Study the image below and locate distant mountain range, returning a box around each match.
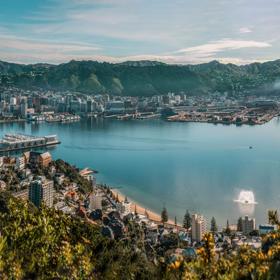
[1,59,280,96]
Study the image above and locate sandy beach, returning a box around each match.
[111,188,178,226]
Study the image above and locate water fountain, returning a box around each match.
[234,190,258,205]
[234,190,257,216]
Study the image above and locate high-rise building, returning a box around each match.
[10,97,17,106]
[191,214,207,242]
[20,99,28,118]
[238,216,255,235]
[80,101,87,113]
[29,179,54,207]
[89,194,103,211]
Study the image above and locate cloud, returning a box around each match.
[24,1,177,44]
[1,0,280,67]
[175,39,271,57]
[239,27,253,34]
[0,45,272,66]
[0,35,100,54]
[0,33,273,65]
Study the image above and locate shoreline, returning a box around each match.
[111,188,180,227]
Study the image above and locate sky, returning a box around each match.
[0,0,279,65]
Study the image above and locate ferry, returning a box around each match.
[0,134,61,152]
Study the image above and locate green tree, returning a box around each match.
[0,192,157,279]
[210,217,218,233]
[183,210,191,230]
[268,210,279,226]
[161,206,168,224]
[225,219,231,235]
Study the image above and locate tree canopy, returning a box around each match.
[183,210,191,230]
[210,217,218,232]
[1,192,280,279]
[161,206,168,224]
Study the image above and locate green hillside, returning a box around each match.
[1,59,280,96]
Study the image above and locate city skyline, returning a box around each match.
[0,0,279,65]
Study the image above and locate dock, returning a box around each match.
[0,134,61,153]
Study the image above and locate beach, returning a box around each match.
[111,188,179,226]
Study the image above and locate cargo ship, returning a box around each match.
[0,134,60,152]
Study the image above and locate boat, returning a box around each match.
[0,134,61,153]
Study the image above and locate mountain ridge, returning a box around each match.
[1,59,280,96]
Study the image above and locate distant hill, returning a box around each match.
[1,59,280,96]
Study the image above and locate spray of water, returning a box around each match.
[234,190,258,205]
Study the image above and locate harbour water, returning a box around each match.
[1,118,280,227]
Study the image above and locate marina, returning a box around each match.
[0,134,60,153]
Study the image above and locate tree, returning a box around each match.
[268,210,279,226]
[210,217,218,233]
[0,192,158,279]
[174,216,177,226]
[161,206,168,224]
[183,210,191,230]
[225,220,231,235]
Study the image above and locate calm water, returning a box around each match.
[1,118,280,227]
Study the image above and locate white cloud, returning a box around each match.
[1,0,280,66]
[0,51,272,66]
[0,35,273,65]
[0,35,100,54]
[239,27,253,34]
[176,39,271,56]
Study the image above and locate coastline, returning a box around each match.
[111,188,180,227]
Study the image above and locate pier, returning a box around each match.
[0,134,60,153]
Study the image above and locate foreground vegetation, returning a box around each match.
[1,192,280,279]
[0,192,156,280]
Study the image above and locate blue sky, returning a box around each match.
[0,0,279,65]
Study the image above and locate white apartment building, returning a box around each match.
[191,214,207,242]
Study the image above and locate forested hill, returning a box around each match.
[1,59,280,96]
